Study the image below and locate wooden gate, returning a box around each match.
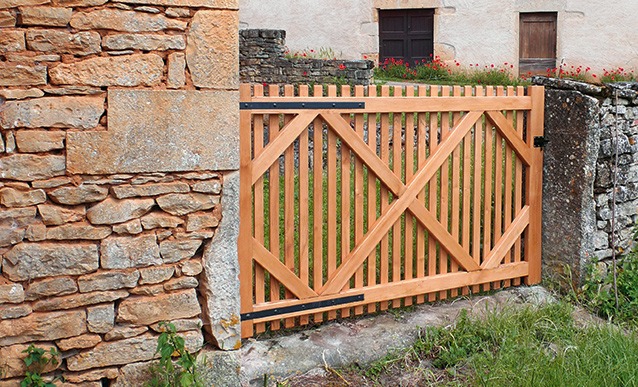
[239,84,545,338]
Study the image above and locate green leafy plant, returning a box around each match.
[146,322,203,387]
[20,345,59,387]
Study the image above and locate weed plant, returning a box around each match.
[146,322,203,387]
[20,345,59,387]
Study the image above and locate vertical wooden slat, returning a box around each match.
[472,86,484,294]
[513,86,525,286]
[404,87,415,307]
[268,84,282,331]
[492,86,505,290]
[427,85,439,302]
[252,85,266,334]
[379,85,390,311]
[283,85,296,328]
[438,85,450,300]
[503,86,514,288]
[327,84,338,320]
[340,85,352,318]
[482,86,494,291]
[312,84,324,323]
[449,86,461,297]
[416,85,428,304]
[354,85,365,316]
[366,84,378,314]
[461,86,473,296]
[298,84,310,326]
[391,85,403,309]
[239,84,255,338]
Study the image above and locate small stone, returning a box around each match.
[50,185,108,205]
[186,212,219,231]
[160,239,202,263]
[0,283,24,304]
[102,33,185,51]
[106,49,135,55]
[5,53,60,61]
[25,224,46,241]
[165,7,189,17]
[140,213,184,230]
[112,182,189,199]
[42,86,103,95]
[180,260,203,276]
[51,0,107,6]
[46,222,112,240]
[25,276,78,300]
[62,367,119,383]
[104,325,147,341]
[0,207,36,227]
[117,289,201,326]
[78,270,140,292]
[0,0,50,7]
[0,304,32,319]
[0,188,46,207]
[192,180,221,194]
[138,266,174,285]
[167,52,185,89]
[149,318,201,333]
[157,193,218,216]
[26,29,100,56]
[112,219,143,235]
[0,154,64,181]
[164,276,198,291]
[178,172,218,180]
[0,30,24,52]
[4,131,16,153]
[133,5,159,13]
[87,198,155,225]
[15,130,66,152]
[85,304,115,335]
[70,9,187,31]
[0,96,105,129]
[3,242,99,281]
[0,310,86,346]
[38,204,85,226]
[31,177,72,189]
[56,333,102,351]
[33,290,128,312]
[0,227,25,247]
[19,6,72,26]
[0,10,16,26]
[100,234,161,269]
[129,284,164,296]
[0,88,44,100]
[0,64,46,87]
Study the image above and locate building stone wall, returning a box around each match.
[239,0,638,75]
[240,29,374,86]
[0,0,241,385]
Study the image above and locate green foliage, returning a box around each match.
[284,46,341,60]
[20,345,59,387]
[146,322,203,387]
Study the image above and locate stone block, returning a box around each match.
[0,0,49,7]
[129,284,164,296]
[25,276,78,300]
[186,212,219,231]
[19,6,72,26]
[87,303,114,334]
[26,29,100,55]
[104,325,147,341]
[0,208,36,228]
[112,219,143,235]
[156,193,218,216]
[0,10,16,26]
[167,52,185,89]
[78,270,140,292]
[46,223,112,240]
[25,224,46,242]
[38,204,85,226]
[49,54,164,87]
[33,290,128,312]
[0,30,24,52]
[0,154,65,181]
[138,266,174,284]
[0,283,24,304]
[116,289,201,325]
[0,343,59,379]
[0,64,47,86]
[67,89,240,174]
[192,180,221,194]
[159,239,202,263]
[163,276,198,291]
[0,96,104,129]
[87,198,155,225]
[56,334,102,351]
[49,185,108,205]
[32,177,72,189]
[165,7,189,17]
[140,213,184,229]
[180,260,203,276]
[186,10,239,89]
[15,130,66,153]
[0,88,44,100]
[3,242,98,281]
[112,0,237,7]
[0,227,25,247]
[0,304,32,319]
[100,234,161,269]
[61,368,119,384]
[149,318,201,332]
[0,310,86,346]
[70,9,186,31]
[0,188,46,207]
[112,182,189,199]
[42,86,103,95]
[51,0,106,6]
[103,33,185,51]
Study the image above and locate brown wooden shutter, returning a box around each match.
[519,12,557,75]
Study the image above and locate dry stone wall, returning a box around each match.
[0,0,240,385]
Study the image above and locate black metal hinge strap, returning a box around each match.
[240,102,365,110]
[534,136,549,149]
[241,294,365,321]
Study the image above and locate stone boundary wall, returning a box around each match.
[536,77,638,285]
[0,1,241,386]
[239,29,375,86]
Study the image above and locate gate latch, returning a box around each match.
[534,136,549,149]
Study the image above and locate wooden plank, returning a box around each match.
[503,86,514,288]
[482,206,531,269]
[252,84,266,334]
[485,111,532,167]
[513,86,525,286]
[327,85,338,320]
[268,84,281,331]
[340,84,352,318]
[298,85,310,326]
[416,85,428,304]
[379,85,390,311]
[404,90,415,307]
[438,86,450,300]
[312,84,324,323]
[428,85,439,301]
[461,86,473,296]
[471,86,483,294]
[392,86,403,308]
[283,85,296,328]
[450,86,462,297]
[366,84,378,314]
[492,86,505,290]
[483,87,494,275]
[354,85,365,316]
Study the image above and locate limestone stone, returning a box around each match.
[104,325,147,341]
[56,334,102,351]
[31,176,72,189]
[78,270,140,292]
[160,239,202,263]
[112,0,237,9]
[26,30,100,55]
[178,172,218,180]
[15,130,65,153]
[100,234,161,269]
[49,185,108,205]
[0,154,64,181]
[70,9,186,31]
[186,10,238,89]
[3,242,98,281]
[140,213,184,229]
[25,224,46,242]
[112,219,143,235]
[0,283,24,304]
[19,6,72,26]
[192,180,221,194]
[129,284,163,296]
[25,276,78,300]
[134,5,159,13]
[0,0,49,7]
[0,88,43,101]
[103,34,185,51]
[0,343,59,379]
[186,212,219,231]
[0,64,47,86]
[49,54,164,87]
[163,276,198,291]
[0,303,32,319]
[33,290,128,312]
[4,131,16,153]
[87,303,114,333]
[0,10,16,26]
[149,318,201,333]
[5,53,60,61]
[42,86,103,95]
[180,260,203,276]
[62,368,119,383]
[38,204,85,226]
[167,52,185,89]
[0,96,104,129]
[0,227,25,247]
[0,310,86,346]
[0,134,4,153]
[67,89,240,174]
[0,188,46,207]
[87,198,155,225]
[46,223,112,240]
[157,193,218,216]
[67,331,202,371]
[51,0,106,6]
[165,7,189,17]
[117,289,201,325]
[0,30,24,52]
[138,266,174,284]
[112,182,189,199]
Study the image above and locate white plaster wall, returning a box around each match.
[240,0,638,74]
